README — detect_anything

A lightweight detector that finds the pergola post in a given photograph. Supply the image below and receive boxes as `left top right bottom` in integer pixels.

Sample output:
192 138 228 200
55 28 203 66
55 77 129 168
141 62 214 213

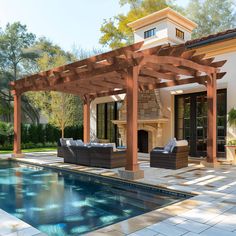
12 91 24 157
119 66 144 180
83 97 90 143
207 73 217 164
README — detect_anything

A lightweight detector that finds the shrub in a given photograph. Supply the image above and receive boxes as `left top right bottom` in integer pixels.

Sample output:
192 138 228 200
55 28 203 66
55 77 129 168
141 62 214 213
0 123 83 150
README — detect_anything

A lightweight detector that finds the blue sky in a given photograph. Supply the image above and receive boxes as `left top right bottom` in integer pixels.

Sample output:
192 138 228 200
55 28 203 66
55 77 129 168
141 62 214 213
0 0 189 52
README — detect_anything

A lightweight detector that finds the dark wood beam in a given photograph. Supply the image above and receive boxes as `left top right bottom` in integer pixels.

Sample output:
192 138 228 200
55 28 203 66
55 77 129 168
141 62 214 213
142 55 217 74
140 68 177 80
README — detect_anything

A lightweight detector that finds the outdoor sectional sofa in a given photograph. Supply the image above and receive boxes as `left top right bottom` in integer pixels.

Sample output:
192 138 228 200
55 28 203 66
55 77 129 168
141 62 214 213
150 140 189 170
59 140 126 169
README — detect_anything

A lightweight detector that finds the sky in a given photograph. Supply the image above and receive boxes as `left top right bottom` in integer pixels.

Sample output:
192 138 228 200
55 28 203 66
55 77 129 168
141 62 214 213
0 0 189 52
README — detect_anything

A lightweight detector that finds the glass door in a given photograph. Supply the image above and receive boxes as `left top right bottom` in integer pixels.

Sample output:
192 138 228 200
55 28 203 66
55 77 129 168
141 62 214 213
175 90 227 157
196 94 207 156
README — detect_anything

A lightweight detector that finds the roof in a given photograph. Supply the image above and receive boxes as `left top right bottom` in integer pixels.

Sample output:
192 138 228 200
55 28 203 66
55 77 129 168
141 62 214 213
127 7 197 32
186 28 236 48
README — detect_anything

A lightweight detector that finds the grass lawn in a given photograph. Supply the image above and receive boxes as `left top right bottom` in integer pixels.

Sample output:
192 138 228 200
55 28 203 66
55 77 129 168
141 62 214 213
0 147 57 154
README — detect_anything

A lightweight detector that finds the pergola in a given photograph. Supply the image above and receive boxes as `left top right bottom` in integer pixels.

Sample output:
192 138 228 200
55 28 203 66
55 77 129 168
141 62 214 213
11 42 226 176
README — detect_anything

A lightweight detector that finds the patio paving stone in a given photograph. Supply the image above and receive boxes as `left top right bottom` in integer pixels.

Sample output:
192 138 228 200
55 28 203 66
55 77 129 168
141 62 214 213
200 226 236 236
176 219 211 233
128 228 158 236
147 222 188 236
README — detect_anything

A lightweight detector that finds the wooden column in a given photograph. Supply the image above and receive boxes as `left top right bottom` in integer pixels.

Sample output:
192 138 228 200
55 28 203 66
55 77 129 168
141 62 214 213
207 73 217 163
83 98 90 143
126 66 139 171
13 91 22 155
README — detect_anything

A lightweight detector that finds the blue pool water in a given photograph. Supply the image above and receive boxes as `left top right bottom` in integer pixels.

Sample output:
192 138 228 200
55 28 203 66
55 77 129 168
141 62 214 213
0 160 191 235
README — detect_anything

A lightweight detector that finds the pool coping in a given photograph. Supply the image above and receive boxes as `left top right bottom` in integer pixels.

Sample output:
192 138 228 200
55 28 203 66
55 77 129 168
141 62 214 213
0 157 200 235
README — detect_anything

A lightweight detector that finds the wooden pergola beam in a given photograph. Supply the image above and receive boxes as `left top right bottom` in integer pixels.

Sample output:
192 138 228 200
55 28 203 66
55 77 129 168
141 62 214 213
207 73 217 163
140 72 225 91
142 55 217 74
126 66 139 171
140 68 177 80
83 97 90 143
12 91 22 155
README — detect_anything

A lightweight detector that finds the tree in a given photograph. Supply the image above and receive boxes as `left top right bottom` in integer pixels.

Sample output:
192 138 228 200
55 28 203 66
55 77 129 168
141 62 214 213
0 22 40 123
186 0 236 38
0 121 13 136
27 38 83 138
99 0 182 49
49 92 81 138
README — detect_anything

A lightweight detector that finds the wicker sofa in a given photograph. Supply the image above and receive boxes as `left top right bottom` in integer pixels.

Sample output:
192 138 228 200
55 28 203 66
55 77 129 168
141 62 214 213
60 143 126 169
150 140 189 170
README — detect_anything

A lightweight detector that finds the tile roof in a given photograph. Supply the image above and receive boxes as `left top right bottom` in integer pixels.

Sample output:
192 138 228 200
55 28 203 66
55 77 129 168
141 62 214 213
185 28 236 48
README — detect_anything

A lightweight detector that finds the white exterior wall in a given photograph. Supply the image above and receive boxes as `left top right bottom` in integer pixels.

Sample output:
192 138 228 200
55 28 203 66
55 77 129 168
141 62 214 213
134 20 168 43
134 19 192 49
167 20 192 42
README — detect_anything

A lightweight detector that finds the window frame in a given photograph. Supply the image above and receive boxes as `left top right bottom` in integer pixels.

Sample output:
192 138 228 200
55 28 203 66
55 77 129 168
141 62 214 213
96 102 120 144
144 28 156 39
176 28 185 40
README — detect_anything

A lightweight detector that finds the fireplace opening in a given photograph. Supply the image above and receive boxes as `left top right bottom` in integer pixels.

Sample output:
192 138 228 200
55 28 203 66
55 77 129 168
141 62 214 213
138 130 149 153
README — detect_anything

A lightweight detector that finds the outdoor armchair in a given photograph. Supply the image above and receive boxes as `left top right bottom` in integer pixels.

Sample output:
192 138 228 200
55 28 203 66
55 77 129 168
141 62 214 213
150 140 189 169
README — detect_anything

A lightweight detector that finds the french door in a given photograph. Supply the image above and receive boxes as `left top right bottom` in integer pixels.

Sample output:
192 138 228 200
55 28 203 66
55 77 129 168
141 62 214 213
175 90 227 157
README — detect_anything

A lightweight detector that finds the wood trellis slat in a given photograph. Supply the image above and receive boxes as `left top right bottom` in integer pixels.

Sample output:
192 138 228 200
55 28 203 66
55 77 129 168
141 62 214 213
11 42 226 100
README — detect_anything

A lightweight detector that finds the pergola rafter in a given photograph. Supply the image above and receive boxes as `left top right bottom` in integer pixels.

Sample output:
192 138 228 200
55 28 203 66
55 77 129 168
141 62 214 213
11 41 227 173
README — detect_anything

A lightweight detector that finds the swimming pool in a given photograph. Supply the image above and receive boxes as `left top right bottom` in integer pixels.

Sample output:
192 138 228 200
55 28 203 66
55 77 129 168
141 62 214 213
0 160 192 235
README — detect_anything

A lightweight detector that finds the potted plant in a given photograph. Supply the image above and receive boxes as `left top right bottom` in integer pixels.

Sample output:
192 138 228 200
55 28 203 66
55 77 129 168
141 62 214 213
226 108 236 163
228 108 236 128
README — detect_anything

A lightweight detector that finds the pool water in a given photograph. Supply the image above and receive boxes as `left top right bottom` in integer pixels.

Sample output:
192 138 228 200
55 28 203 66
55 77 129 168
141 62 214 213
0 160 190 235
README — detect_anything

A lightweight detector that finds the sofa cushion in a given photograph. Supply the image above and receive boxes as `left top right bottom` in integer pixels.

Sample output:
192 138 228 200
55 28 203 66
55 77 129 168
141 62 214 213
66 139 76 146
60 138 73 146
164 138 176 153
169 140 188 153
75 139 84 146
176 140 188 147
102 143 116 151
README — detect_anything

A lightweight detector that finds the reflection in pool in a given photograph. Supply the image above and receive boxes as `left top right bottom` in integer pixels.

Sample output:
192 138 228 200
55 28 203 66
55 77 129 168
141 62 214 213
0 160 190 235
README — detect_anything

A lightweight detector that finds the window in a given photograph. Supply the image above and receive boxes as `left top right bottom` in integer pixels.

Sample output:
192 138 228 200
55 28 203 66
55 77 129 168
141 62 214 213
97 102 122 144
176 28 184 40
144 28 156 39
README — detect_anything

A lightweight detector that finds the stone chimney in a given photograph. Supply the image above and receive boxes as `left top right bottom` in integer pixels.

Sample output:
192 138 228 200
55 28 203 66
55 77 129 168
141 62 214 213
119 90 163 120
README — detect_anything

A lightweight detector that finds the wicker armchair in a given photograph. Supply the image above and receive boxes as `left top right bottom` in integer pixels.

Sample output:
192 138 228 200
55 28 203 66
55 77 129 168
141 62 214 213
150 144 189 170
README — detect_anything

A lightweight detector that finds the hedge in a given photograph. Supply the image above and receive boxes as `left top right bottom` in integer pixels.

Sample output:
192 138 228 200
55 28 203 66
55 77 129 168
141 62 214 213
0 123 83 150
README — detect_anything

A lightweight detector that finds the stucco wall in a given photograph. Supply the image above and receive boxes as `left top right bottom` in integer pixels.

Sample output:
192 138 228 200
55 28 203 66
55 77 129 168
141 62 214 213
134 19 192 48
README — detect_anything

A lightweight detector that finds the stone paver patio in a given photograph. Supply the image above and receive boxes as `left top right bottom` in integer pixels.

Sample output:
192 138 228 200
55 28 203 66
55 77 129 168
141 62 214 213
0 152 236 236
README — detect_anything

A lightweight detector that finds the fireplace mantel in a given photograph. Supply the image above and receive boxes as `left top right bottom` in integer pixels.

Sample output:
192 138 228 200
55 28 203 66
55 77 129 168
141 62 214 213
112 118 169 152
112 118 169 125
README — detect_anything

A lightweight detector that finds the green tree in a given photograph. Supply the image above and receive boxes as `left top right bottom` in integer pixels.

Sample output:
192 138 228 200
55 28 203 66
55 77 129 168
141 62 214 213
186 0 236 38
0 22 40 122
49 92 81 138
27 38 83 138
99 0 181 49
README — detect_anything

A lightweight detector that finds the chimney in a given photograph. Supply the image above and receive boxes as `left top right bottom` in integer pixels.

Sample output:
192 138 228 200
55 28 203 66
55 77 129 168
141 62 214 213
128 7 197 49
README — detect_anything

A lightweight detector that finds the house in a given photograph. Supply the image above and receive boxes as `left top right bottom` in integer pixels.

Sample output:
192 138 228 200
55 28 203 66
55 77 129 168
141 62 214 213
90 7 236 160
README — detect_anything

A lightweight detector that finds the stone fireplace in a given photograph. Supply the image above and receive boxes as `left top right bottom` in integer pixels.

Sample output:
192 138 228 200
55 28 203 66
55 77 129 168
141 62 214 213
112 89 168 153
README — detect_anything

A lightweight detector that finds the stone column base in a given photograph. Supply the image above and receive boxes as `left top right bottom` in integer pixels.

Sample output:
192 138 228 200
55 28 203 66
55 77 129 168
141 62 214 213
201 160 220 168
119 169 144 180
11 153 25 158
